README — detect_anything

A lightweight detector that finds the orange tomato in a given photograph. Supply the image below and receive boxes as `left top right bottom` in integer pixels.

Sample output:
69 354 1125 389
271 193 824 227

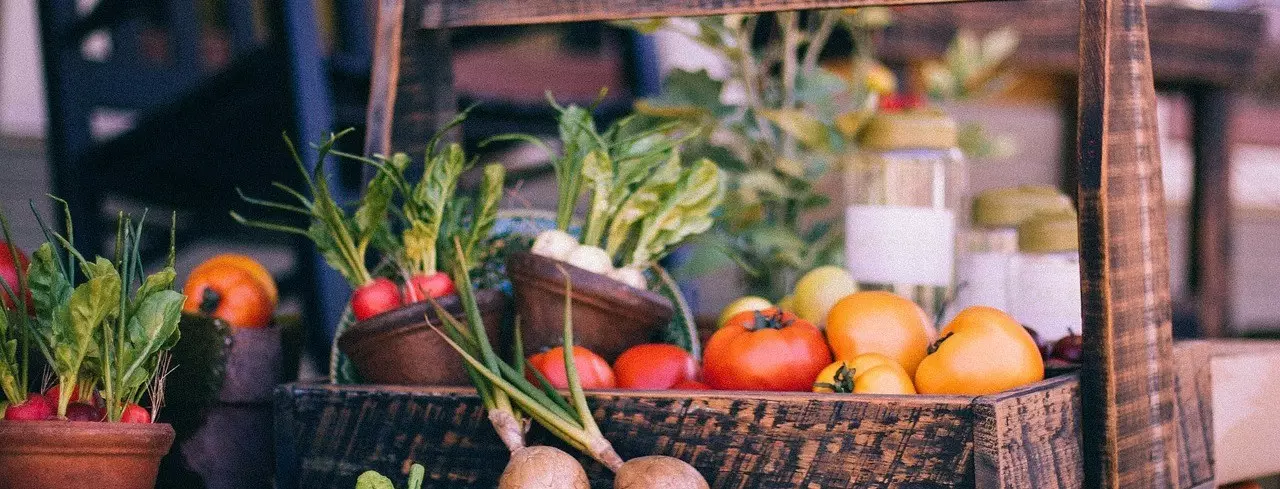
183 265 272 328
914 306 1044 396
825 291 935 376
613 344 698 390
702 308 832 391
528 346 616 390
190 254 278 306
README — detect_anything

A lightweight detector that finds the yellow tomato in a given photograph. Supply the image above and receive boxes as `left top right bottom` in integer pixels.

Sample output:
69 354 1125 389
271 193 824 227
793 266 857 327
717 296 773 328
825 291 935 376
812 353 914 395
914 306 1044 396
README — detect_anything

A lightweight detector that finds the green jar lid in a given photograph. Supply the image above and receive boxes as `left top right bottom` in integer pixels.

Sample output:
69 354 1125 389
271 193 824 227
859 111 958 150
1018 209 1079 253
972 186 1074 228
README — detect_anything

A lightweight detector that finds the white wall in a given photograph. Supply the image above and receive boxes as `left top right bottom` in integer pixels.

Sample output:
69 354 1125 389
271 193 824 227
1 0 47 138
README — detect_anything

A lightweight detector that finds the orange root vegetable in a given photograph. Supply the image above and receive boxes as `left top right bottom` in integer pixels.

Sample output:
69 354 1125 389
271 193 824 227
614 456 709 489
498 446 590 489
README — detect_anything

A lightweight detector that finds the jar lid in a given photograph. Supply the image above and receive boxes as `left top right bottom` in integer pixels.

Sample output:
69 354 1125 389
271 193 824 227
1018 209 1079 253
972 186 1073 228
858 111 958 150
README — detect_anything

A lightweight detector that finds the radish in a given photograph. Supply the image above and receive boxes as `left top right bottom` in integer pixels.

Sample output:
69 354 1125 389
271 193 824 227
531 230 579 261
404 272 455 303
351 278 403 321
564 244 613 276
0 240 30 313
45 383 101 407
65 402 105 422
608 267 646 290
3 393 53 421
119 403 151 423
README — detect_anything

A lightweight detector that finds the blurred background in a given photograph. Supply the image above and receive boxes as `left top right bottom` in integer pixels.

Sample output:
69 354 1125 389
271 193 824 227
0 0 1278 375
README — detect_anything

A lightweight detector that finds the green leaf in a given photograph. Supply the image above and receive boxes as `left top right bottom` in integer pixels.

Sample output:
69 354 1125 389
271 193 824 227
354 470 395 489
117 289 183 397
460 164 505 268
761 109 831 151
54 266 121 379
638 69 732 119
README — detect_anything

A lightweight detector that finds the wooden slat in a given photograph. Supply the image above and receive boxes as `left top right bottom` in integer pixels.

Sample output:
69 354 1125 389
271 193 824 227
365 0 458 159
1075 0 1182 486
275 384 979 488
879 2 1264 88
1171 341 1215 487
416 0 1012 29
1187 87 1233 338
972 375 1083 489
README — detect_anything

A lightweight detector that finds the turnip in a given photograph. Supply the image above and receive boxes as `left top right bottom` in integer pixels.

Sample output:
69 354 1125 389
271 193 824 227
614 455 709 489
499 446 590 489
430 254 708 488
531 230 579 261
609 267 647 290
564 244 613 275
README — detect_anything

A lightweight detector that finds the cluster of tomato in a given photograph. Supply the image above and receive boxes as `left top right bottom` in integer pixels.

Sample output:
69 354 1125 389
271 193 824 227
527 290 1045 397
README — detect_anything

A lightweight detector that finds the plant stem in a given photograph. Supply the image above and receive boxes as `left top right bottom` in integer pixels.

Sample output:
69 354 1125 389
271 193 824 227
779 12 800 160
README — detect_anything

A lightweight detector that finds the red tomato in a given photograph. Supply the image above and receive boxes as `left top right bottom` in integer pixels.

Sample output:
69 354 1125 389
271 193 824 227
528 346 616 389
671 379 711 390
404 272 456 303
0 241 31 312
3 393 53 421
702 308 832 391
119 403 151 423
352 278 403 321
613 344 698 389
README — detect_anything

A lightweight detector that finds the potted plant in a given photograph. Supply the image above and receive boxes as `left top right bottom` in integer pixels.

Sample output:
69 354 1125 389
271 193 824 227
0 205 181 489
493 96 726 362
234 119 508 385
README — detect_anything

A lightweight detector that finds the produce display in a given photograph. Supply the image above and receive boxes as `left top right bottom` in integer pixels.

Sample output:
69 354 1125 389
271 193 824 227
0 204 183 422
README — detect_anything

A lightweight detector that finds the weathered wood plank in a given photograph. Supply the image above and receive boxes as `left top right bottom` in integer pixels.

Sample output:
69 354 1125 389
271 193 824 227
972 375 1083 489
275 384 978 488
1075 0 1181 485
1171 341 1215 488
878 2 1264 88
417 0 1013 29
366 0 458 159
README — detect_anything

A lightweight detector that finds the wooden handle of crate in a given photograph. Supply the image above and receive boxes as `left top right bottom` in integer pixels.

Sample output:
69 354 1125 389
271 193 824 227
1076 0 1182 486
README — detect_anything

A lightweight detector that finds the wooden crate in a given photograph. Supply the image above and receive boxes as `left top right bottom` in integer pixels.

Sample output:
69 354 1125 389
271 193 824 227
274 344 1212 489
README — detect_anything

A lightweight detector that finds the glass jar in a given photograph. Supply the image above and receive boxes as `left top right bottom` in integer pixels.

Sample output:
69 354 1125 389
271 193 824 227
842 111 966 317
1008 210 1082 342
948 187 1073 320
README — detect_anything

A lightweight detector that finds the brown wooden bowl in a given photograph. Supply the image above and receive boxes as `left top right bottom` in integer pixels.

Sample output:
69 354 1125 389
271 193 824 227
336 289 506 386
0 420 175 489
506 251 674 362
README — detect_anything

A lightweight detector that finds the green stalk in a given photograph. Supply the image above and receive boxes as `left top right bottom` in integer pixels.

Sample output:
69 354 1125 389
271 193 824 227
555 266 604 440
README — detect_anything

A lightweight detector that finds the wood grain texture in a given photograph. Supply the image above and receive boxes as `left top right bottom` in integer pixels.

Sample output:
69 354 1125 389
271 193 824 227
276 384 979 488
878 2 1264 88
1075 0 1182 486
1171 341 1215 488
972 375 1082 489
418 0 1013 29
365 0 458 159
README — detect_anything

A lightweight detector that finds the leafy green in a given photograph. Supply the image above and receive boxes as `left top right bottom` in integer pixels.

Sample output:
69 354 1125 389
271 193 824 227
0 208 33 405
353 463 424 489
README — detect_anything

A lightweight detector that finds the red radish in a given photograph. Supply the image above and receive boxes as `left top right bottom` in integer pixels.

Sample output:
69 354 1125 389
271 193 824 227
671 379 711 390
0 240 31 312
351 278 403 320
3 394 53 421
119 403 151 423
45 384 101 407
405 272 456 303
65 402 105 422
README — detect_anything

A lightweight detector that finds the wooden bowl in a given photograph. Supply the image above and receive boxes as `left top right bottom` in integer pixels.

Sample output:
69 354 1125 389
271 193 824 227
506 252 674 362
336 289 507 386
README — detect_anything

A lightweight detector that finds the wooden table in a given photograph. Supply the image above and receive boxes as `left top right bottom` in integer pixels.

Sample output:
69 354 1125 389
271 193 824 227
879 2 1267 338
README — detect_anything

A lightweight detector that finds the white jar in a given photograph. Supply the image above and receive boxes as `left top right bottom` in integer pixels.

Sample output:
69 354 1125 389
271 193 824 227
1008 210 1082 342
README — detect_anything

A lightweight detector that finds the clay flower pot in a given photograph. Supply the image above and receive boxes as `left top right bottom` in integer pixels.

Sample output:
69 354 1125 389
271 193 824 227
507 252 674 362
337 289 507 385
0 420 175 489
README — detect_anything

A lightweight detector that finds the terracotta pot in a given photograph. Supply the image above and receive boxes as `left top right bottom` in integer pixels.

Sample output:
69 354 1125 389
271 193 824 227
0 420 175 489
507 252 674 362
337 289 507 385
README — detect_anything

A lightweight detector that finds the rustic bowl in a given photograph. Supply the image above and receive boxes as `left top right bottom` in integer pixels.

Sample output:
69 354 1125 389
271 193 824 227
506 251 674 362
0 420 175 489
337 289 507 386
